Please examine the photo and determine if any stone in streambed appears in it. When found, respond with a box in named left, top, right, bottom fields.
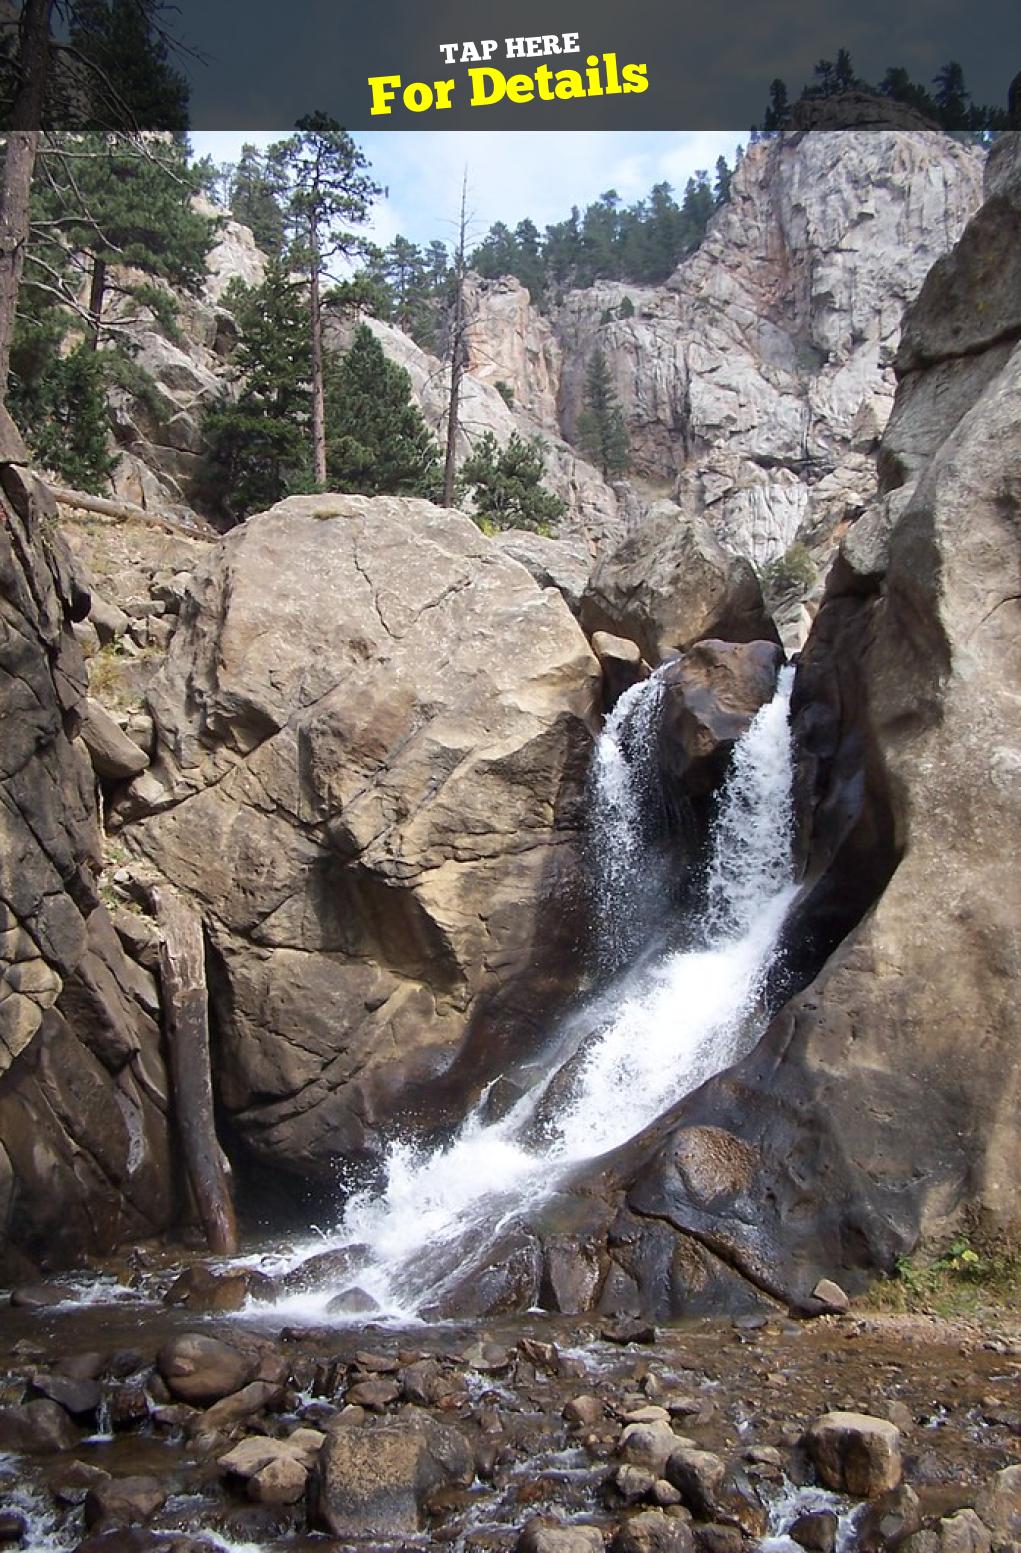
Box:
left=789, top=1510, right=839, bottom=1553
left=156, top=1333, right=255, bottom=1404
left=611, top=1510, right=695, bottom=1553
left=974, top=1466, right=1021, bottom=1546
left=665, top=1447, right=767, bottom=1537
left=804, top=1412, right=902, bottom=1498
left=619, top=1421, right=690, bottom=1477
left=163, top=1263, right=277, bottom=1312
left=0, top=1511, right=26, bottom=1544
left=83, top=1475, right=165, bottom=1530
left=656, top=638, right=784, bottom=798
left=517, top=1518, right=606, bottom=1553
left=280, top=1244, right=370, bottom=1293
left=0, top=1398, right=79, bottom=1452
left=314, top=1412, right=473, bottom=1537
left=810, top=1278, right=850, bottom=1314
left=194, top=1378, right=286, bottom=1432
left=29, top=1371, right=102, bottom=1417
left=854, top=1484, right=921, bottom=1552
left=326, top=1286, right=379, bottom=1315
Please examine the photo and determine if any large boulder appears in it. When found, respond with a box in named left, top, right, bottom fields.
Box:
left=804, top=1413, right=902, bottom=1498
left=131, top=494, right=601, bottom=1182
left=657, top=639, right=784, bottom=797
left=580, top=504, right=778, bottom=664
left=314, top=1412, right=473, bottom=1536
left=0, top=439, right=174, bottom=1277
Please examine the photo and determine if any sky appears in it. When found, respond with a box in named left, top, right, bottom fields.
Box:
left=188, top=131, right=747, bottom=254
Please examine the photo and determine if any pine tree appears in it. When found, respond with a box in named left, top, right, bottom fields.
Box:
left=271, top=114, right=380, bottom=486
left=576, top=347, right=630, bottom=479
left=200, top=260, right=311, bottom=522
left=67, top=0, right=189, bottom=128
left=26, top=344, right=117, bottom=491
left=35, top=133, right=214, bottom=349
left=325, top=323, right=440, bottom=498
left=458, top=431, right=566, bottom=535
left=229, top=143, right=286, bottom=255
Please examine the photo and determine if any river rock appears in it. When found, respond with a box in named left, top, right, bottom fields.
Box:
left=974, top=1466, right=1021, bottom=1546
left=29, top=1371, right=102, bottom=1417
left=581, top=504, right=777, bottom=664
left=611, top=1510, right=695, bottom=1553
left=620, top=1421, right=688, bottom=1477
left=591, top=630, right=648, bottom=707
left=129, top=493, right=600, bottom=1181
left=518, top=1519, right=606, bottom=1553
left=804, top=1412, right=902, bottom=1497
left=0, top=1398, right=79, bottom=1452
left=156, top=1334, right=254, bottom=1404
left=854, top=1483, right=921, bottom=1551
left=164, top=1263, right=276, bottom=1312
left=665, top=1447, right=766, bottom=1535
left=83, top=1475, right=165, bottom=1529
left=789, top=1510, right=838, bottom=1553
left=314, top=1412, right=473, bottom=1536
left=198, top=1379, right=286, bottom=1431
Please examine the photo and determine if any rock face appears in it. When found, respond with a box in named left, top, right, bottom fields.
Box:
left=554, top=132, right=983, bottom=568
left=570, top=132, right=1021, bottom=1314
left=464, top=273, right=562, bottom=430
left=129, top=493, right=601, bottom=1183
left=581, top=502, right=778, bottom=663
left=0, top=428, right=175, bottom=1276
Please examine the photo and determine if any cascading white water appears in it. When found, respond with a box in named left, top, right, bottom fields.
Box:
left=587, top=673, right=665, bottom=967
left=264, top=666, right=798, bottom=1321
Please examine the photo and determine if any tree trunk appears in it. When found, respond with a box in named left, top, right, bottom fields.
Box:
left=153, top=887, right=239, bottom=1256
left=48, top=483, right=214, bottom=540
left=87, top=256, right=106, bottom=350
left=309, top=223, right=327, bottom=486
left=0, top=0, right=54, bottom=396
left=442, top=172, right=469, bottom=508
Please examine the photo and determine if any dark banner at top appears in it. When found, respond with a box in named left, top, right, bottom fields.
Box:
left=0, top=0, right=1018, bottom=130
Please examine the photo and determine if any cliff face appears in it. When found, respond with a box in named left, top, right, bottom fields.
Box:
left=548, top=133, right=1021, bottom=1319
left=0, top=419, right=176, bottom=1277
left=468, top=133, right=983, bottom=572
left=97, top=135, right=982, bottom=586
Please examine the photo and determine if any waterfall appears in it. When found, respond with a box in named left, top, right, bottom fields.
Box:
left=265, top=665, right=798, bottom=1322
left=587, top=673, right=665, bottom=968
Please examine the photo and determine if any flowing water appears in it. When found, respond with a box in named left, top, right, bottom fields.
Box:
left=264, top=665, right=799, bottom=1322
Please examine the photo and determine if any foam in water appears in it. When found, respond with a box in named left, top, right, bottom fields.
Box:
left=257, top=665, right=798, bottom=1322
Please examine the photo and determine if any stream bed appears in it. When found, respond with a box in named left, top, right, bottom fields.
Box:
left=1, top=1260, right=1019, bottom=1552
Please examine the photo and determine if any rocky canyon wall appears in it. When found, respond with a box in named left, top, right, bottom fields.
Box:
left=0, top=415, right=176, bottom=1277
left=539, top=132, right=1021, bottom=1321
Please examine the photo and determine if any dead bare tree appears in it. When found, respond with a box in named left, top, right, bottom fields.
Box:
left=442, top=170, right=470, bottom=508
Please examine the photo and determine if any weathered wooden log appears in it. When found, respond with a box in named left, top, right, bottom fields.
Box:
left=47, top=483, right=215, bottom=542
left=153, top=887, right=238, bottom=1255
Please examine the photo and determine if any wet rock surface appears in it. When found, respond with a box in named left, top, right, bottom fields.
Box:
left=0, top=1286, right=1018, bottom=1551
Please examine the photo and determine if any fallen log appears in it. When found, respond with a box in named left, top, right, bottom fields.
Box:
left=47, top=483, right=215, bottom=542
left=153, top=886, right=238, bottom=1255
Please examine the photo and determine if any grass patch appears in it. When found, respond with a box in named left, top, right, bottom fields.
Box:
left=862, top=1235, right=1021, bottom=1318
